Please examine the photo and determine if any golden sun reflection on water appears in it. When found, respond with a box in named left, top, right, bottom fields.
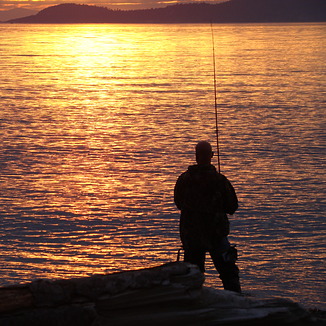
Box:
left=0, top=23, right=325, bottom=309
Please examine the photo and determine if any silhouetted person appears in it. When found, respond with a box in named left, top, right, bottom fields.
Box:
left=174, top=141, right=241, bottom=293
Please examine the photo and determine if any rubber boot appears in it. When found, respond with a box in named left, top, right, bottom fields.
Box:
left=222, top=277, right=241, bottom=293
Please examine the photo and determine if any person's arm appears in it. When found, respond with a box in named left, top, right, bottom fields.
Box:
left=223, top=177, right=238, bottom=215
left=174, top=174, right=185, bottom=210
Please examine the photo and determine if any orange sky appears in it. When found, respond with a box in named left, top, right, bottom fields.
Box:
left=0, top=0, right=227, bottom=11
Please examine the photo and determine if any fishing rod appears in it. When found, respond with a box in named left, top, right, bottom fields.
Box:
left=175, top=26, right=221, bottom=263
left=210, top=23, right=221, bottom=173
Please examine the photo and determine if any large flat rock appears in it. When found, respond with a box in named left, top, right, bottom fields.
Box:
left=0, top=262, right=323, bottom=325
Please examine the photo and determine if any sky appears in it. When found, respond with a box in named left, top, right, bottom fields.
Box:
left=0, top=0, right=227, bottom=11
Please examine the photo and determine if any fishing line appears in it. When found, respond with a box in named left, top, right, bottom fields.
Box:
left=211, top=23, right=221, bottom=173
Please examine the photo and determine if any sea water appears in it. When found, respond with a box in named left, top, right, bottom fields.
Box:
left=0, top=23, right=325, bottom=310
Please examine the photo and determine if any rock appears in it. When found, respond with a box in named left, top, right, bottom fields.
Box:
left=0, top=262, right=322, bottom=325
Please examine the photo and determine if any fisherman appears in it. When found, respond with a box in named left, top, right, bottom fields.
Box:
left=174, top=141, right=241, bottom=293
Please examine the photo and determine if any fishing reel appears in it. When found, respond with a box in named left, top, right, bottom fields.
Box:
left=222, top=244, right=238, bottom=263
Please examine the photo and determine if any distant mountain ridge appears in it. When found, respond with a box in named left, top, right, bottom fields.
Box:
left=0, top=8, right=37, bottom=22
left=7, top=0, right=326, bottom=24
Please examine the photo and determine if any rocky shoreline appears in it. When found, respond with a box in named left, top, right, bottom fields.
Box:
left=0, top=262, right=324, bottom=325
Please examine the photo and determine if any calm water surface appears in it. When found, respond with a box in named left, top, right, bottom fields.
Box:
left=0, top=23, right=325, bottom=309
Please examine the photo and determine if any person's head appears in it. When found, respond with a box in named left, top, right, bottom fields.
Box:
left=195, top=141, right=213, bottom=165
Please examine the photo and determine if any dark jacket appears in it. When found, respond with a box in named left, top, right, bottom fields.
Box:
left=174, top=164, right=238, bottom=250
